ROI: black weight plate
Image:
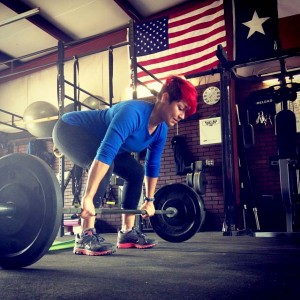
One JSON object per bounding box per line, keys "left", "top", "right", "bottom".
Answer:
{"left": 0, "top": 153, "right": 62, "bottom": 269}
{"left": 151, "top": 183, "right": 205, "bottom": 243}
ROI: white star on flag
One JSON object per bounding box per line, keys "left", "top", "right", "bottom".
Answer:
{"left": 242, "top": 11, "right": 270, "bottom": 38}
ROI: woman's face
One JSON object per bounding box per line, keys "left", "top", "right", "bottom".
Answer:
{"left": 162, "top": 98, "right": 190, "bottom": 127}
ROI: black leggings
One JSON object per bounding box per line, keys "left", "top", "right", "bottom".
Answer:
{"left": 52, "top": 119, "right": 144, "bottom": 209}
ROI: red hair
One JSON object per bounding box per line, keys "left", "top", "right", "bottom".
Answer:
{"left": 158, "top": 75, "right": 198, "bottom": 117}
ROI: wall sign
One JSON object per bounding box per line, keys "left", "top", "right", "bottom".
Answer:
{"left": 199, "top": 117, "right": 222, "bottom": 145}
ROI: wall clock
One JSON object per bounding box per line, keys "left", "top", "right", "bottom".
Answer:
{"left": 203, "top": 86, "right": 221, "bottom": 105}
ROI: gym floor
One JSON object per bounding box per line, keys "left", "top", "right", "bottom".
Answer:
{"left": 1, "top": 231, "right": 300, "bottom": 300}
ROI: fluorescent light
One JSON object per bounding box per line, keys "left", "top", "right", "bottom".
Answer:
{"left": 0, "top": 8, "right": 40, "bottom": 27}
{"left": 263, "top": 74, "right": 300, "bottom": 85}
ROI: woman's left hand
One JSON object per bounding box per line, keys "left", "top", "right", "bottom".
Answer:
{"left": 140, "top": 201, "right": 155, "bottom": 218}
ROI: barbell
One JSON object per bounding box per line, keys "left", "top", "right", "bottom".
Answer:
{"left": 0, "top": 153, "right": 205, "bottom": 269}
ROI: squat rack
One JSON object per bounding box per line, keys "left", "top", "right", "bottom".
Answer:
{"left": 186, "top": 45, "right": 300, "bottom": 235}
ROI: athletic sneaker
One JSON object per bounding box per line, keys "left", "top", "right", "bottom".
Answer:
{"left": 117, "top": 227, "right": 157, "bottom": 249}
{"left": 73, "top": 228, "right": 116, "bottom": 256}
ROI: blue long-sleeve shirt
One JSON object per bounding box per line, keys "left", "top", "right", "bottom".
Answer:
{"left": 62, "top": 100, "right": 168, "bottom": 177}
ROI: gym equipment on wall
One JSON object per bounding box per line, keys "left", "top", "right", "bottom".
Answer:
{"left": 0, "top": 153, "right": 205, "bottom": 269}
{"left": 236, "top": 104, "right": 260, "bottom": 232}
{"left": 186, "top": 161, "right": 208, "bottom": 196}
{"left": 171, "top": 135, "right": 190, "bottom": 176}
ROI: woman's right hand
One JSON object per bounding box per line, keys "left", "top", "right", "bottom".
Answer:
{"left": 80, "top": 196, "right": 96, "bottom": 219}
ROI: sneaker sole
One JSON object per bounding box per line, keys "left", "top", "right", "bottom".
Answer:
{"left": 117, "top": 242, "right": 157, "bottom": 249}
{"left": 73, "top": 248, "right": 116, "bottom": 256}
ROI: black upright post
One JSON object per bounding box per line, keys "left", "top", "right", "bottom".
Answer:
{"left": 108, "top": 46, "right": 114, "bottom": 106}
{"left": 128, "top": 19, "right": 142, "bottom": 231}
{"left": 57, "top": 40, "right": 65, "bottom": 237}
{"left": 128, "top": 20, "right": 138, "bottom": 99}
{"left": 73, "top": 56, "right": 80, "bottom": 111}
{"left": 217, "top": 45, "right": 237, "bottom": 234}
{"left": 220, "top": 69, "right": 237, "bottom": 233}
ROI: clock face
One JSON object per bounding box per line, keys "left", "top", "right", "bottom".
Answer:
{"left": 203, "top": 86, "right": 221, "bottom": 105}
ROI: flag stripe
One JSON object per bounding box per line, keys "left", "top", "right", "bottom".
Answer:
{"left": 135, "top": 0, "right": 226, "bottom": 84}
{"left": 279, "top": 15, "right": 300, "bottom": 50}
{"left": 170, "top": 0, "right": 223, "bottom": 21}
{"left": 169, "top": 16, "right": 225, "bottom": 42}
{"left": 277, "top": 0, "right": 300, "bottom": 18}
{"left": 170, "top": 21, "right": 226, "bottom": 49}
{"left": 139, "top": 48, "right": 223, "bottom": 78}
{"left": 138, "top": 58, "right": 223, "bottom": 86}
{"left": 278, "top": 0, "right": 300, "bottom": 50}
{"left": 169, "top": 6, "right": 225, "bottom": 32}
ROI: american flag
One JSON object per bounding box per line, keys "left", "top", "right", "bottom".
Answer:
{"left": 135, "top": 0, "right": 226, "bottom": 85}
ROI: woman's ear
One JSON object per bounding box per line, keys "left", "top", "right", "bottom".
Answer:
{"left": 161, "top": 92, "right": 169, "bottom": 103}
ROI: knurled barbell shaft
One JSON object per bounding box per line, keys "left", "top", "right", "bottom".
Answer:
{"left": 63, "top": 207, "right": 174, "bottom": 216}
{"left": 0, "top": 203, "right": 175, "bottom": 217}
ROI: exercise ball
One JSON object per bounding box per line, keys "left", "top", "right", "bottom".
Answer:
{"left": 82, "top": 95, "right": 109, "bottom": 110}
{"left": 23, "top": 101, "right": 58, "bottom": 138}
{"left": 64, "top": 103, "right": 76, "bottom": 113}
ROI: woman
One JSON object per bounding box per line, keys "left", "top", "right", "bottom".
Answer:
{"left": 52, "top": 75, "right": 198, "bottom": 256}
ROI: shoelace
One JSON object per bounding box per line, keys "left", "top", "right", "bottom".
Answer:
{"left": 132, "top": 228, "right": 146, "bottom": 239}
{"left": 82, "top": 230, "right": 106, "bottom": 243}
{"left": 93, "top": 233, "right": 106, "bottom": 243}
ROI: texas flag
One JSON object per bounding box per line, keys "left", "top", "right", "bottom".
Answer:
{"left": 234, "top": 0, "right": 300, "bottom": 63}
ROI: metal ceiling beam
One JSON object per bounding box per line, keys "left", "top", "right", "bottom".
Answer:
{"left": 114, "top": 0, "right": 203, "bottom": 22}
{"left": 148, "top": 0, "right": 204, "bottom": 19}
{"left": 114, "top": 0, "right": 143, "bottom": 21}
{"left": 0, "top": 0, "right": 74, "bottom": 43}
{"left": 0, "top": 51, "right": 22, "bottom": 68}
{"left": 0, "top": 7, "right": 39, "bottom": 27}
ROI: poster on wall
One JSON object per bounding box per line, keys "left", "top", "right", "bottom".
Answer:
{"left": 249, "top": 99, "right": 275, "bottom": 128}
{"left": 199, "top": 117, "right": 222, "bottom": 145}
